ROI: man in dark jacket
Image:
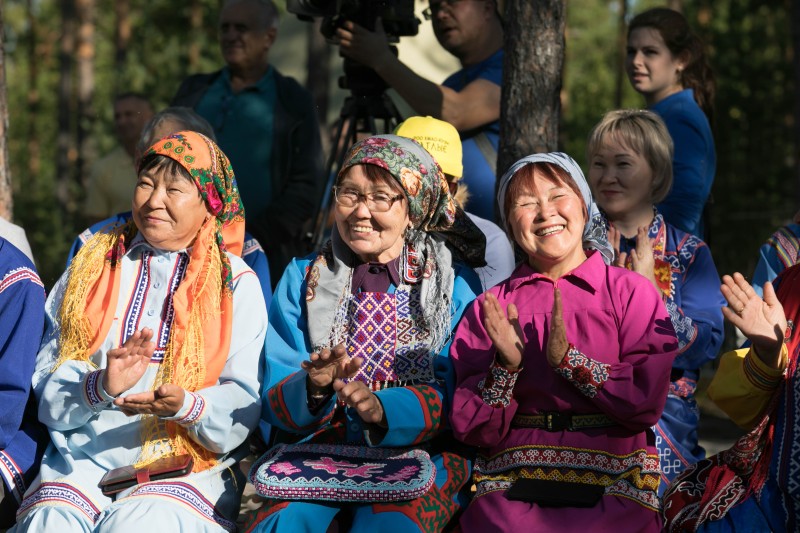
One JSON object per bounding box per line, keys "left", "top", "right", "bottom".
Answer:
{"left": 172, "top": 0, "right": 324, "bottom": 287}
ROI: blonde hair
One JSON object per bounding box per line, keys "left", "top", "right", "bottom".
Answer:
{"left": 586, "top": 109, "right": 674, "bottom": 204}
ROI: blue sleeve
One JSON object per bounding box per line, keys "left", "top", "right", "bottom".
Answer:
{"left": 752, "top": 242, "right": 783, "bottom": 298}
{"left": 0, "top": 255, "right": 45, "bottom": 449}
{"left": 442, "top": 49, "right": 502, "bottom": 90}
{"left": 242, "top": 238, "right": 273, "bottom": 310}
{"left": 751, "top": 225, "right": 800, "bottom": 298}
{"left": 656, "top": 111, "right": 715, "bottom": 236}
{"left": 669, "top": 240, "right": 725, "bottom": 370}
{"left": 260, "top": 258, "right": 334, "bottom": 439}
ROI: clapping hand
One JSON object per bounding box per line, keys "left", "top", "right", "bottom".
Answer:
{"left": 546, "top": 288, "right": 570, "bottom": 367}
{"left": 482, "top": 292, "right": 525, "bottom": 371}
{"left": 610, "top": 225, "right": 659, "bottom": 291}
{"left": 301, "top": 344, "right": 362, "bottom": 392}
{"left": 104, "top": 328, "right": 155, "bottom": 398}
{"left": 721, "top": 272, "right": 787, "bottom": 368}
{"left": 115, "top": 384, "right": 186, "bottom": 417}
{"left": 333, "top": 379, "right": 387, "bottom": 427}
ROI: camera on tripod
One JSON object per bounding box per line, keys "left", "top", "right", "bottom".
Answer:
{"left": 287, "top": 0, "right": 420, "bottom": 41}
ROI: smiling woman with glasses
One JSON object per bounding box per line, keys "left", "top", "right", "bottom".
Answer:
{"left": 245, "top": 134, "right": 488, "bottom": 532}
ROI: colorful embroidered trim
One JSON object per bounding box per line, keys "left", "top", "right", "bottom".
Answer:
{"left": 175, "top": 391, "right": 206, "bottom": 425}
{"left": 554, "top": 345, "right": 610, "bottom": 398}
{"left": 668, "top": 377, "right": 697, "bottom": 399}
{"left": 665, "top": 300, "right": 697, "bottom": 353}
{"left": 743, "top": 348, "right": 784, "bottom": 391}
{"left": 250, "top": 443, "right": 436, "bottom": 503}
{"left": 17, "top": 482, "right": 101, "bottom": 523}
{"left": 479, "top": 359, "right": 520, "bottom": 408}
{"left": 84, "top": 370, "right": 109, "bottom": 408}
{"left": 0, "top": 451, "right": 25, "bottom": 502}
{"left": 123, "top": 481, "right": 236, "bottom": 532}
{"left": 0, "top": 266, "right": 43, "bottom": 293}
{"left": 473, "top": 444, "right": 660, "bottom": 510}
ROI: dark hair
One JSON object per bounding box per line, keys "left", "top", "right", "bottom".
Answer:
{"left": 628, "top": 8, "right": 715, "bottom": 122}
{"left": 138, "top": 154, "right": 195, "bottom": 187}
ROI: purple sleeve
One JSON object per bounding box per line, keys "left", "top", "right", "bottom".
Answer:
{"left": 449, "top": 293, "right": 522, "bottom": 448}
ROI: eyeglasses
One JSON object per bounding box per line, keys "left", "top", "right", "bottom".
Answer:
{"left": 422, "top": 0, "right": 467, "bottom": 20}
{"left": 333, "top": 187, "right": 404, "bottom": 212}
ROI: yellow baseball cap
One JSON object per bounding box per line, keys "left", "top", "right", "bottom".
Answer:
{"left": 394, "top": 116, "right": 463, "bottom": 180}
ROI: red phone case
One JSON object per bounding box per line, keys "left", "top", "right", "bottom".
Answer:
{"left": 98, "top": 454, "right": 194, "bottom": 496}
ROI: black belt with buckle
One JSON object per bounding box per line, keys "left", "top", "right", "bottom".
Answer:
{"left": 511, "top": 412, "right": 616, "bottom": 432}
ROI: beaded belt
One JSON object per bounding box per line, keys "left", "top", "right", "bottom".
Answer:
{"left": 511, "top": 412, "right": 616, "bottom": 432}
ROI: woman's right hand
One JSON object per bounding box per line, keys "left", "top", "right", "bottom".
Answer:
{"left": 721, "top": 272, "right": 787, "bottom": 368}
{"left": 103, "top": 328, "right": 155, "bottom": 397}
{"left": 482, "top": 293, "right": 525, "bottom": 371}
{"left": 301, "top": 344, "right": 362, "bottom": 392}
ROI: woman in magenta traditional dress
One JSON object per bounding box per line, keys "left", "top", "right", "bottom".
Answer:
{"left": 449, "top": 152, "right": 679, "bottom": 532}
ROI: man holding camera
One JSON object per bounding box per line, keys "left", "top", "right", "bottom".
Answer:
{"left": 172, "top": 0, "right": 324, "bottom": 287}
{"left": 336, "top": 0, "right": 504, "bottom": 222}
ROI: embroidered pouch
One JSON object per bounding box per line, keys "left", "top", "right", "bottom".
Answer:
{"left": 250, "top": 443, "right": 436, "bottom": 503}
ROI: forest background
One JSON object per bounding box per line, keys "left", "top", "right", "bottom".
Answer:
{"left": 1, "top": 0, "right": 796, "bottom": 355}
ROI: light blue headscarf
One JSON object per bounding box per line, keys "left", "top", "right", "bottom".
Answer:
{"left": 496, "top": 152, "right": 614, "bottom": 264}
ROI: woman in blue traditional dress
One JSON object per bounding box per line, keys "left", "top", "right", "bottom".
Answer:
{"left": 663, "top": 267, "right": 800, "bottom": 531}
{"left": 586, "top": 109, "right": 724, "bottom": 494}
{"left": 242, "top": 134, "right": 485, "bottom": 533}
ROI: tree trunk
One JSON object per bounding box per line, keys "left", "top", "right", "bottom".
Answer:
{"left": 26, "top": 0, "right": 41, "bottom": 191}
{"left": 666, "top": 0, "right": 684, "bottom": 13}
{"left": 793, "top": 0, "right": 800, "bottom": 208}
{"left": 57, "top": 0, "right": 76, "bottom": 212}
{"left": 188, "top": 0, "right": 203, "bottom": 71}
{"left": 306, "top": 19, "right": 330, "bottom": 147}
{"left": 114, "top": 0, "right": 130, "bottom": 93}
{"left": 75, "top": 0, "right": 95, "bottom": 200}
{"left": 498, "top": 0, "right": 566, "bottom": 178}
{"left": 0, "top": 3, "right": 12, "bottom": 220}
{"left": 614, "top": 0, "right": 628, "bottom": 108}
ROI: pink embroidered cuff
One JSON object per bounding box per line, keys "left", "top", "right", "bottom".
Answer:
{"left": 554, "top": 345, "right": 610, "bottom": 398}
{"left": 478, "top": 360, "right": 521, "bottom": 408}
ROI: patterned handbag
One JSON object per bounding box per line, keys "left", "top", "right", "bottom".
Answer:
{"left": 249, "top": 443, "right": 437, "bottom": 503}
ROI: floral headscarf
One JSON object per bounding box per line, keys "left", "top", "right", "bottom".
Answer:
{"left": 56, "top": 131, "right": 245, "bottom": 472}
{"left": 496, "top": 152, "right": 614, "bottom": 264}
{"left": 338, "top": 134, "right": 485, "bottom": 267}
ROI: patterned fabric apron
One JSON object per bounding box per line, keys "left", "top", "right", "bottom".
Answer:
{"left": 343, "top": 289, "right": 435, "bottom": 388}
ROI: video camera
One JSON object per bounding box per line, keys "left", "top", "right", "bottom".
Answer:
{"left": 287, "top": 0, "right": 420, "bottom": 96}
{"left": 287, "top": 0, "right": 419, "bottom": 42}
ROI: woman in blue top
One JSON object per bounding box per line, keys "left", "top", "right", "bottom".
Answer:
{"left": 243, "top": 135, "right": 485, "bottom": 533}
{"left": 626, "top": 7, "right": 716, "bottom": 239}
{"left": 587, "top": 109, "right": 725, "bottom": 495}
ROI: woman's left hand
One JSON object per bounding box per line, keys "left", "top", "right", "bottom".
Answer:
{"left": 113, "top": 383, "right": 186, "bottom": 417}
{"left": 629, "top": 226, "right": 659, "bottom": 289}
{"left": 546, "top": 288, "right": 570, "bottom": 367}
{"left": 332, "top": 379, "right": 387, "bottom": 428}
